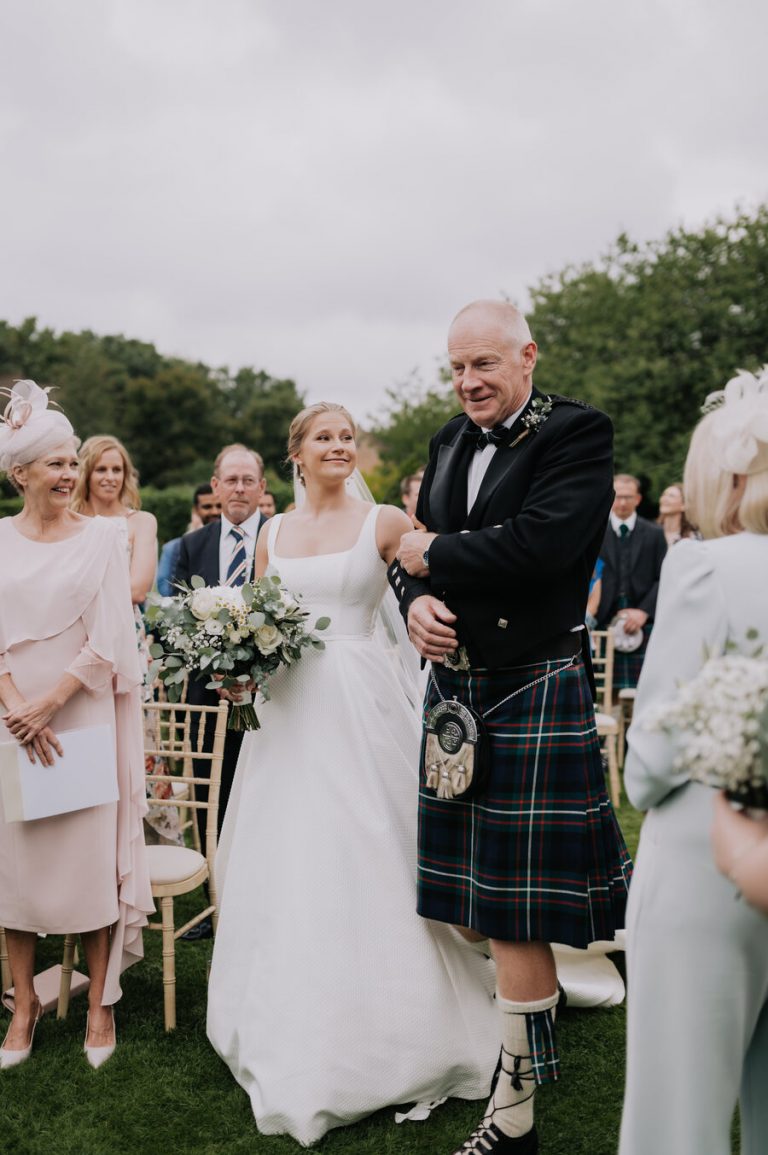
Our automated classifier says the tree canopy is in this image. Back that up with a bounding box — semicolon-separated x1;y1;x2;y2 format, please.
3;204;767;509
0;320;305;491
528;205;768;494
369;204;768;503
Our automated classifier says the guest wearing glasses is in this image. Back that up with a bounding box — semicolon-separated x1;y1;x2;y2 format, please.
173;444;267;939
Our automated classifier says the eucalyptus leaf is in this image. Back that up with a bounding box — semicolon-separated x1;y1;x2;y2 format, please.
314;617;331;631
190;574;205;589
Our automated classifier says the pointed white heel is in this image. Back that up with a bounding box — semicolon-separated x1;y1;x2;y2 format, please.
0;999;42;1070
84;1008;116;1070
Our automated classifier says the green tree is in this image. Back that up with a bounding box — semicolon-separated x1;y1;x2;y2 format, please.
528;206;768;495
0;320;305;491
365;372;459;503
220;367;306;478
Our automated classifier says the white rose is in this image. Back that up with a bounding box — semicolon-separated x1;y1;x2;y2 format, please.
190;588;218;620
228;629;243;644
205;618;225;635
255;624;283;654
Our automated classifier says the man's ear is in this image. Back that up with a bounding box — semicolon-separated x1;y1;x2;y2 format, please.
522;341;538;373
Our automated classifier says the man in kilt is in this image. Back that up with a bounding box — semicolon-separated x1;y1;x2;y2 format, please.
389;300;632;1154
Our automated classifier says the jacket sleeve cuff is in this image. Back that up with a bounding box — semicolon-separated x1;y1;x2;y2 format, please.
386;560;431;623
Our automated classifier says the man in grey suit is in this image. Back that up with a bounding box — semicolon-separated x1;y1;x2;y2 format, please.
173;443;266;938
596;473;667;689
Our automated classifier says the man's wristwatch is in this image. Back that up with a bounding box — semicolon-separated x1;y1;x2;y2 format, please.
422;546;430;571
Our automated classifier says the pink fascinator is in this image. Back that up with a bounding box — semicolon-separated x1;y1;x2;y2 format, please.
0;379;75;473
702;366;768;476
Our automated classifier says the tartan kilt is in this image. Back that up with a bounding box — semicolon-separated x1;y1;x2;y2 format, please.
612;625;652;691
417;656;633;947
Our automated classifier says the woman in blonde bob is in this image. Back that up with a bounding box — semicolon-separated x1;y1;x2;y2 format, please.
619;368;768;1155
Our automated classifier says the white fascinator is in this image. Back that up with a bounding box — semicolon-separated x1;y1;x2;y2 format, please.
701;366;768;476
0;380;75;473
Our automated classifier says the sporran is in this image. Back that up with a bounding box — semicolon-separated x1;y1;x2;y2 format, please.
422;697;489;800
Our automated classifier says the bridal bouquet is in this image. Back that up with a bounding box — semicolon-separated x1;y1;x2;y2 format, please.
146;577;329;730
647;649;768;810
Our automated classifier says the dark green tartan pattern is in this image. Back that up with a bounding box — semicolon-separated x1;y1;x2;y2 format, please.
417;658;633;946
527;1007;559;1084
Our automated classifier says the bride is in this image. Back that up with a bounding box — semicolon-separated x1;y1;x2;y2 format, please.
207;402;498;1146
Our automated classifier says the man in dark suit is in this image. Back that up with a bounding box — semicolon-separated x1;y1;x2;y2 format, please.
173;442;267;939
596;473;667;690
390;300;632;1154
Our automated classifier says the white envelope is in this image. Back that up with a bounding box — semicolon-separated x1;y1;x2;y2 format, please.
0;724;119;823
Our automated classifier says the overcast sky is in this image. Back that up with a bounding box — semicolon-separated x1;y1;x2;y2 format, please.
2;0;767;425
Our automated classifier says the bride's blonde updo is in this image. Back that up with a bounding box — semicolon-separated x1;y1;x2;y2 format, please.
287;402;357;485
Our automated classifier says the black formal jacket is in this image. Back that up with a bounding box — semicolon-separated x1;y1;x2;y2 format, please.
173;517;264;707
595;517;667;628
389;389;614;670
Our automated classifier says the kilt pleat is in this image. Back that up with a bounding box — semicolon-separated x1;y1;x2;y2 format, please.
417;658;633;947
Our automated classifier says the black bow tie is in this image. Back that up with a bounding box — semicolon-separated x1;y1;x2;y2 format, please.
462;424;514;451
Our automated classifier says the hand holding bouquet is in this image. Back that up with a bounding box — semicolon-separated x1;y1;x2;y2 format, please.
647;645;768;811
146;577;329;729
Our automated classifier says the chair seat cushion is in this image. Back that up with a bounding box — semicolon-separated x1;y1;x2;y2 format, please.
595;711;619;733
146;845;206;885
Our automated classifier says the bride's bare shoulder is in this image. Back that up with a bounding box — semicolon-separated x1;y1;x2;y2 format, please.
375;503;413;548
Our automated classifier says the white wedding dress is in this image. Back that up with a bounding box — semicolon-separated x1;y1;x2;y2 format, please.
207;505;498;1146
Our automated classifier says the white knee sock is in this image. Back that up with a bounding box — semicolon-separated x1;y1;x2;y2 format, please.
485;990;559;1139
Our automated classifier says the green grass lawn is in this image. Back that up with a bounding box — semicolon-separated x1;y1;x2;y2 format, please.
3;804;646;1155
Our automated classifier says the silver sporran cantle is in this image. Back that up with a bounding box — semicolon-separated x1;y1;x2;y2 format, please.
423;698;489;801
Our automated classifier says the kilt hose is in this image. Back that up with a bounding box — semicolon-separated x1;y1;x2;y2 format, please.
417;656;633;946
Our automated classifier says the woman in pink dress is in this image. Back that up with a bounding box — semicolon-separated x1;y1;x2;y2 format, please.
0;382;153;1070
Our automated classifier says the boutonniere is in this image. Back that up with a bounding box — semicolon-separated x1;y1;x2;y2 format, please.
507;395;554;449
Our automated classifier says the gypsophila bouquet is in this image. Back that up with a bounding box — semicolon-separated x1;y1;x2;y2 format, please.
647;643;768;811
146;577;329;730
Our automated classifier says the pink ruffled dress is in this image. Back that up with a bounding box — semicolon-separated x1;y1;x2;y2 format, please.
0;515;154;1003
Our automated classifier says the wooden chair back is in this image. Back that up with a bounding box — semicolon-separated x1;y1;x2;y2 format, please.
590;629;615;714
143;699;229;908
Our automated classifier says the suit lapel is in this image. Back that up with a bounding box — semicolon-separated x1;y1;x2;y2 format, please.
429;419;474;531
202;523;222;585
465;391;539;528
602;525;619;571
626;517;644;576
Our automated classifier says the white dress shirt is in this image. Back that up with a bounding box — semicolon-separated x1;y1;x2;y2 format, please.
610;511;638;536
466;395;531;513
218;512;261;584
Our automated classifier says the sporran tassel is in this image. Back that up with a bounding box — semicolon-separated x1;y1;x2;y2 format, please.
452;764;467;794
437;768;455;800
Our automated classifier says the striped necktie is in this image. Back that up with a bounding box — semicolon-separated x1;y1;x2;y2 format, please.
225;525;248;587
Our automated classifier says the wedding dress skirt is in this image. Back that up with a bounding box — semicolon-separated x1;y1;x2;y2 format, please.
207;506;498;1146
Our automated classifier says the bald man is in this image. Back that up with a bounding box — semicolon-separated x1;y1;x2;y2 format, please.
390;300;632;1154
